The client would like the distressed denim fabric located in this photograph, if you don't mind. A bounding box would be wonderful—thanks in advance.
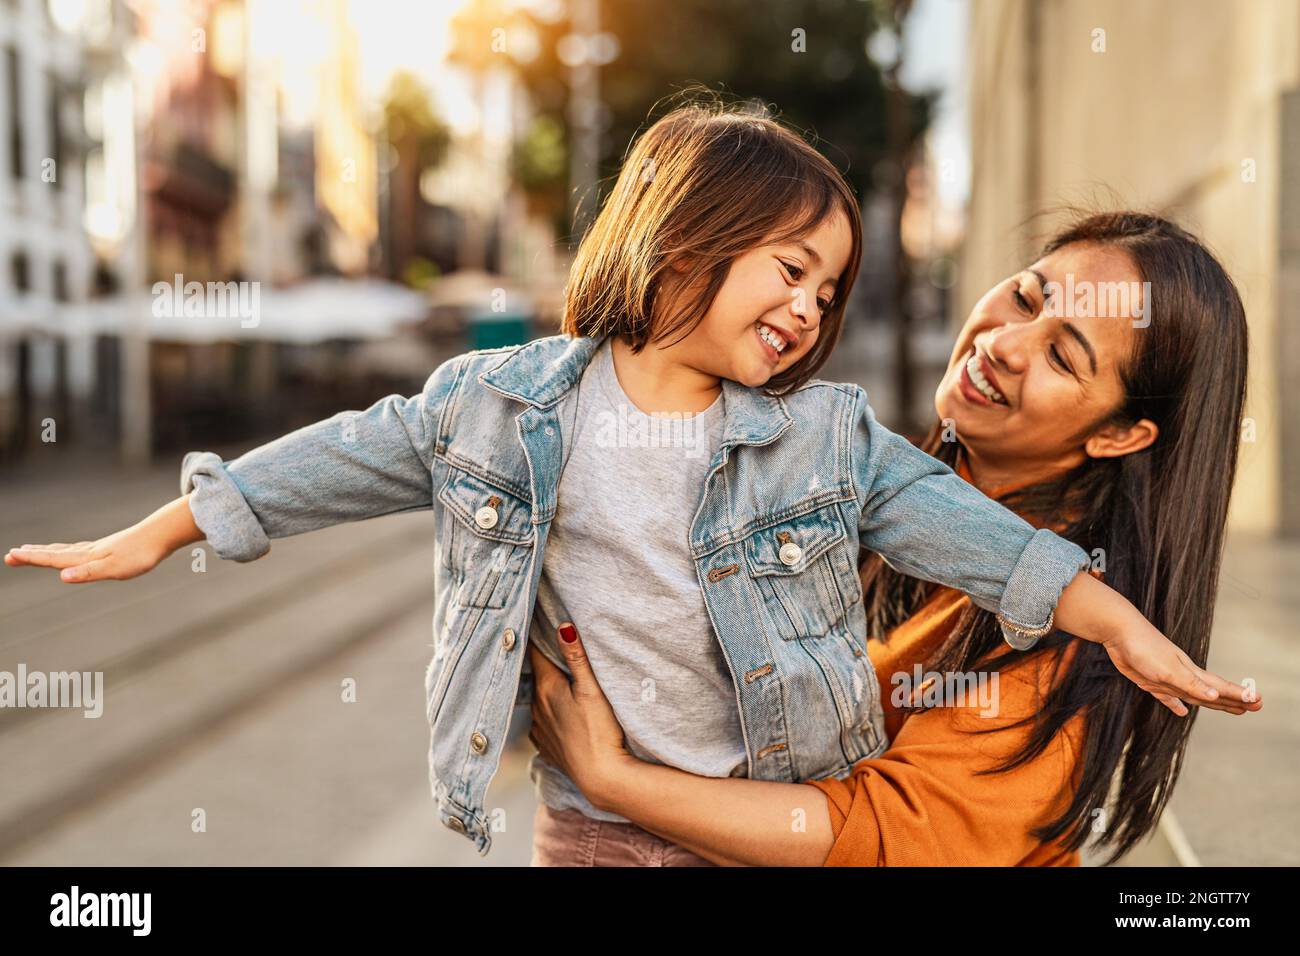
[180,332,1090,855]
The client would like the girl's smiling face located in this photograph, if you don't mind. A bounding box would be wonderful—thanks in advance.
[935,242,1154,478]
[665,209,853,388]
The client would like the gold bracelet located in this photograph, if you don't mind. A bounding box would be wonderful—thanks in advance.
[995,609,1055,640]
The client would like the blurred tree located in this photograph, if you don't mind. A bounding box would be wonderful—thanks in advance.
[381,72,452,282]
[500,0,934,230]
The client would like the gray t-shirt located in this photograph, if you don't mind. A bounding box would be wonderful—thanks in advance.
[528,336,748,823]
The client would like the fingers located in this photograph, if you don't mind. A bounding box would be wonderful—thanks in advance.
[60,558,114,583]
[1173,662,1220,704]
[557,622,599,697]
[1154,690,1261,716]
[1152,692,1189,717]
[1193,668,1259,705]
[5,545,91,570]
[1196,699,1251,715]
[527,644,563,681]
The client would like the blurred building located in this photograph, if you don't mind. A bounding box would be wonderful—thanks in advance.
[134,0,239,283]
[963,0,1300,536]
[312,0,376,276]
[0,0,94,463]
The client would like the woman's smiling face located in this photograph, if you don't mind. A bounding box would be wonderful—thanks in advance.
[935,242,1150,474]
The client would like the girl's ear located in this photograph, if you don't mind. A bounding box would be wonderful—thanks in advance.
[1084,418,1159,460]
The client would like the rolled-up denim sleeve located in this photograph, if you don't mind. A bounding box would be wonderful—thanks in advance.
[850,386,1090,649]
[180,354,464,562]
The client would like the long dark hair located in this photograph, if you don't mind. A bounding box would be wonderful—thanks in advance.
[860,211,1249,863]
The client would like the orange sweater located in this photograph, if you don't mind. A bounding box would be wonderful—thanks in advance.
[804,460,1089,866]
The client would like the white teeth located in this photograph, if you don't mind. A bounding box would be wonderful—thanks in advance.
[965,354,1005,404]
[756,321,787,353]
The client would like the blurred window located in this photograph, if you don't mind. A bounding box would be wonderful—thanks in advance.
[53,260,68,302]
[5,47,21,180]
[48,71,62,191]
[11,251,31,292]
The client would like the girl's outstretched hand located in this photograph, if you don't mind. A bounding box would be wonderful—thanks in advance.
[4,495,204,583]
[1099,620,1262,717]
[5,528,168,582]
[1054,570,1261,716]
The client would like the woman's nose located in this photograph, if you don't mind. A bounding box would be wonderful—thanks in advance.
[983,326,1029,373]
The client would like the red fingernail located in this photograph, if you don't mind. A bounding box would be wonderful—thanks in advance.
[559,623,577,644]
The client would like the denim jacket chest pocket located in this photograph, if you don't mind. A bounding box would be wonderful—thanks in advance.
[742,502,862,639]
[437,466,535,609]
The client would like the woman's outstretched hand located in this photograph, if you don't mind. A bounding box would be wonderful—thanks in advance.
[528,622,633,809]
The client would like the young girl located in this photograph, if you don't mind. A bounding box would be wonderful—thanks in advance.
[5,103,1251,865]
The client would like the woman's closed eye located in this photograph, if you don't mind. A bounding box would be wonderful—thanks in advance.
[1049,343,1075,375]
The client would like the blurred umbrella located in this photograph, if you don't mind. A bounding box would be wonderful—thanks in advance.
[87,277,431,345]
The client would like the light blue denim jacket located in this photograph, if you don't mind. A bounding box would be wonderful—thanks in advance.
[180,332,1090,855]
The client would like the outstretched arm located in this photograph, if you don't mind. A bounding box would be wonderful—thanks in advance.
[6,355,464,581]
[850,387,1258,713]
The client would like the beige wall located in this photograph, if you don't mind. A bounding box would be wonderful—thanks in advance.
[963,0,1300,534]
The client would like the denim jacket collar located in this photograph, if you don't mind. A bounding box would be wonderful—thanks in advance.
[477,331,795,452]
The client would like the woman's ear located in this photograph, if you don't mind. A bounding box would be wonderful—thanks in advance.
[1084,418,1159,460]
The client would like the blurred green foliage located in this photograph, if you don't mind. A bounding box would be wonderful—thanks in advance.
[467,0,934,228]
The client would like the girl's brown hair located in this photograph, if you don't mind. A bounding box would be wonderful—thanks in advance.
[560,97,863,395]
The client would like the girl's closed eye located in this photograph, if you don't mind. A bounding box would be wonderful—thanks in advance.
[780,260,833,312]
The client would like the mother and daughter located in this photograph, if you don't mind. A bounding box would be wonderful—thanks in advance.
[5,100,1261,866]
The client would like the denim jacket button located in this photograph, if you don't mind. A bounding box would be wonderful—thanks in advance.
[778,542,803,566]
[502,628,516,650]
[444,816,467,833]
[470,731,489,754]
[474,505,499,529]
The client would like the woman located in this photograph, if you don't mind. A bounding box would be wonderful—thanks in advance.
[526,211,1263,866]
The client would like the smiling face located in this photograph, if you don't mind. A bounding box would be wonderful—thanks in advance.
[660,209,854,388]
[935,242,1159,483]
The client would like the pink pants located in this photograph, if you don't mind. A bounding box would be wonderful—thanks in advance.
[529,802,719,867]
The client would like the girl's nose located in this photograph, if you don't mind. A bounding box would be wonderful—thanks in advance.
[789,290,816,329]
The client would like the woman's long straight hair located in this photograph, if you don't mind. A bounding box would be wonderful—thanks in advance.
[860,211,1250,863]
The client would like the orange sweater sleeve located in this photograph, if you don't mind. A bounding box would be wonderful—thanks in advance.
[805,646,1086,866]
